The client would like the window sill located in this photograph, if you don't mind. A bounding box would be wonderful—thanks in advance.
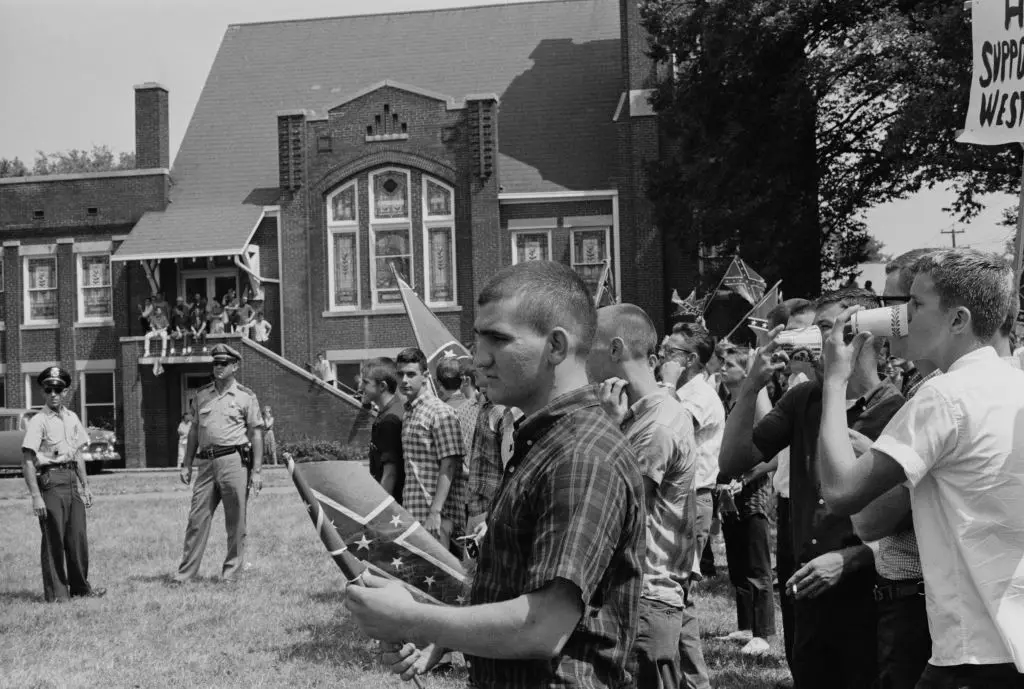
[75,319,115,328]
[321,306,462,318]
[0,322,5,331]
[21,321,59,330]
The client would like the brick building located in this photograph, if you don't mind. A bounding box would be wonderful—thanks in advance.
[1,0,677,467]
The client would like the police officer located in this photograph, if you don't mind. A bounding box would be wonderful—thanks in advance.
[171,344,264,584]
[21,366,106,602]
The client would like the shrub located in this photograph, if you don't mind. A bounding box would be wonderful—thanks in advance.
[278,437,367,464]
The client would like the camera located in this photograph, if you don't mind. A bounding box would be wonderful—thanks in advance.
[774,327,822,362]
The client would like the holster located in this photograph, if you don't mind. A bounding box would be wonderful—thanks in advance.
[238,443,254,469]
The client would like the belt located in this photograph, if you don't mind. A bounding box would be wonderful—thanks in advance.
[196,446,240,460]
[874,579,925,602]
[39,462,76,471]
[696,487,714,495]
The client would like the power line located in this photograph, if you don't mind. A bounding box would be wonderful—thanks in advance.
[941,225,966,248]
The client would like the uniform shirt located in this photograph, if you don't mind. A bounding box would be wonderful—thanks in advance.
[874,347,1024,671]
[369,395,404,502]
[466,403,508,516]
[401,392,464,525]
[621,390,697,609]
[470,385,645,688]
[194,381,263,448]
[754,380,904,567]
[22,406,90,466]
[675,373,725,491]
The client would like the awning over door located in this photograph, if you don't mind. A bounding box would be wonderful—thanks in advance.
[112,204,265,262]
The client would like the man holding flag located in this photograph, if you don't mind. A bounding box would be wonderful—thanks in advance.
[346,261,646,688]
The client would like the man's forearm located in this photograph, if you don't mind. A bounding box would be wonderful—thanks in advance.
[22,452,41,497]
[73,450,89,492]
[819,381,868,510]
[249,428,264,472]
[381,464,397,496]
[183,425,199,470]
[719,381,763,476]
[838,543,875,578]
[852,486,912,542]
[430,457,456,514]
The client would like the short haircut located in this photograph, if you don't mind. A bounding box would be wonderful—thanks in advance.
[814,287,879,313]
[435,358,463,391]
[914,249,1014,340]
[396,347,428,372]
[786,298,813,319]
[596,303,659,359]
[885,248,939,293]
[667,322,716,365]
[477,261,597,357]
[362,357,398,394]
[722,345,751,371]
[1001,290,1020,338]
[458,358,478,388]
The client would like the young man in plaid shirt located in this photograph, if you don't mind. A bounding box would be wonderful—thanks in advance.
[396,348,465,550]
[347,261,646,688]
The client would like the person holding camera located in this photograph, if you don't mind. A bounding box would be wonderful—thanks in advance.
[719,287,904,689]
[170,344,264,585]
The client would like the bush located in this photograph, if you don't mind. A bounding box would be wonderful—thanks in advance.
[279,437,367,464]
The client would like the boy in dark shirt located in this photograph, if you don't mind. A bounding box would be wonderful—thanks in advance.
[361,357,404,502]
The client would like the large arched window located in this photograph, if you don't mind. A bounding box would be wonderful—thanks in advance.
[369,168,412,305]
[422,177,456,307]
[326,180,360,310]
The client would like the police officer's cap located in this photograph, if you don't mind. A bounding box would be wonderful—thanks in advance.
[211,344,242,364]
[37,366,72,388]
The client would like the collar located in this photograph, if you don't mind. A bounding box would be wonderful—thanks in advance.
[212,380,238,397]
[42,404,66,417]
[446,391,468,405]
[405,391,429,412]
[515,384,600,449]
[846,380,900,416]
[947,346,997,374]
[679,372,711,396]
[622,389,674,427]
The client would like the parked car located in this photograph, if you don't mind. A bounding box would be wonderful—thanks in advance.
[0,408,121,475]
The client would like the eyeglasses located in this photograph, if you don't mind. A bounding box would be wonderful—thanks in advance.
[43,387,65,395]
[663,347,696,360]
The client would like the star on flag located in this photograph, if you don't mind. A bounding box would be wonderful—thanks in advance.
[424,576,436,587]
[355,535,373,551]
[391,557,404,570]
[390,514,403,528]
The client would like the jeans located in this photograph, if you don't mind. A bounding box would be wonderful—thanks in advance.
[722,513,775,639]
[777,497,796,668]
[678,586,711,689]
[915,663,1024,689]
[877,577,931,689]
[630,599,683,689]
[692,489,713,578]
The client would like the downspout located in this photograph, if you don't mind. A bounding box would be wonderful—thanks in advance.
[303,133,314,367]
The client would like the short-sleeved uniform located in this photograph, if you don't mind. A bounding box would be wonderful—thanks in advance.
[173,380,263,583]
[401,392,465,536]
[470,385,645,688]
[369,395,405,502]
[23,406,96,601]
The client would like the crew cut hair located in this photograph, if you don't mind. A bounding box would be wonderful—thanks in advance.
[913,249,1015,341]
[814,287,879,313]
[435,358,463,391]
[396,347,428,372]
[885,248,939,293]
[477,261,598,357]
[597,303,659,359]
[362,357,398,394]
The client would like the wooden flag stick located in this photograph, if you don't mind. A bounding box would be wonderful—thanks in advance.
[1014,146,1024,290]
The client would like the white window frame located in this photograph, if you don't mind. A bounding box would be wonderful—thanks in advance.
[368,168,413,307]
[569,227,611,270]
[76,252,113,323]
[79,369,117,430]
[26,374,46,409]
[326,180,361,311]
[23,255,58,326]
[0,248,5,325]
[421,177,457,307]
[510,230,553,265]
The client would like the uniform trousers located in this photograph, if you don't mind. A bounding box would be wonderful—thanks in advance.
[37,466,91,601]
[174,452,248,581]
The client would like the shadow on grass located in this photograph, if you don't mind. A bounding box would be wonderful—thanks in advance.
[128,573,221,585]
[0,589,42,603]
[309,590,346,605]
[278,620,379,669]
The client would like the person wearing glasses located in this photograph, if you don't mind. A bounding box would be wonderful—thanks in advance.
[170,344,264,585]
[21,367,106,602]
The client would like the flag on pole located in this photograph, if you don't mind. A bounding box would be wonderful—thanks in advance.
[671,289,703,318]
[391,263,472,381]
[593,259,618,307]
[286,454,469,606]
[724,280,783,342]
[719,256,767,305]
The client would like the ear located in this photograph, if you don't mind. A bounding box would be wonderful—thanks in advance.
[609,336,625,362]
[547,327,571,365]
[949,306,972,337]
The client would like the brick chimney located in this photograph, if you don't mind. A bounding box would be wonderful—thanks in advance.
[134,83,169,169]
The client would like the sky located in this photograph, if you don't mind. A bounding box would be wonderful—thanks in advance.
[0,0,1017,261]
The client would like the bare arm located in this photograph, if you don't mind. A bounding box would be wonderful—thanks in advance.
[852,486,913,542]
[381,464,398,496]
[430,456,457,515]
[248,426,264,473]
[719,380,767,477]
[22,450,44,513]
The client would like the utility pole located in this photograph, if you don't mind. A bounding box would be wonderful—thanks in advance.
[941,225,966,247]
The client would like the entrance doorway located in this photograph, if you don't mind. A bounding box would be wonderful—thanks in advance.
[181,269,240,306]
[182,372,214,416]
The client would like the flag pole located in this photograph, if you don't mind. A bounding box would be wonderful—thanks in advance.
[723,280,782,342]
[701,254,734,315]
[285,455,426,689]
[1014,146,1024,291]
[593,260,612,307]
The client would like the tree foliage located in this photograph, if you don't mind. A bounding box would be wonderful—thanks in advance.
[0,145,135,178]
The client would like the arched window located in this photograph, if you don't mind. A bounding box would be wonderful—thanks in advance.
[422,177,456,306]
[369,168,412,305]
[326,180,360,309]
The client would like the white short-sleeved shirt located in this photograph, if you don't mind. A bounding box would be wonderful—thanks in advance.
[675,373,725,491]
[873,346,1024,671]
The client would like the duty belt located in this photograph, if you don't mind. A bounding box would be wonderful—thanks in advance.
[874,579,925,602]
[196,445,240,460]
[39,461,76,471]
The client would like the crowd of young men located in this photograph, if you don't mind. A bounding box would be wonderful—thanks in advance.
[344,252,1024,689]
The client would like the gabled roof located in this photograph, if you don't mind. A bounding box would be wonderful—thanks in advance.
[115,0,622,262]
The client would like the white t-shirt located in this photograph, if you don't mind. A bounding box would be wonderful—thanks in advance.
[675,373,725,491]
[873,346,1024,671]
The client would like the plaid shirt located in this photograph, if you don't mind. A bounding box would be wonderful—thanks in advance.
[465,402,509,517]
[470,385,646,688]
[401,392,465,526]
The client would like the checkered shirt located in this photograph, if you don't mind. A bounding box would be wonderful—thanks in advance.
[469,385,646,688]
[465,402,507,517]
[401,392,465,526]
[875,370,937,581]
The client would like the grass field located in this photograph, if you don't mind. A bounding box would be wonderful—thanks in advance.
[0,470,791,688]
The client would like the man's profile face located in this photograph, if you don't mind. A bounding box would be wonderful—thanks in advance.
[473,297,549,409]
[906,273,949,363]
[360,377,384,403]
[397,363,426,400]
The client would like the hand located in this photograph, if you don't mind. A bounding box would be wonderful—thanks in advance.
[786,551,845,600]
[249,471,263,498]
[179,467,192,486]
[470,519,488,542]
[31,494,47,519]
[821,306,870,386]
[382,642,447,681]
[83,489,93,509]
[747,327,786,390]
[345,572,420,643]
[424,511,442,537]
[597,377,630,425]
[659,359,684,389]
[848,428,873,456]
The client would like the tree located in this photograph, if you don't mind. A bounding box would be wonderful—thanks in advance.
[0,157,29,178]
[31,145,135,175]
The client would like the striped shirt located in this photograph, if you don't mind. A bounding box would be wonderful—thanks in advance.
[470,385,645,688]
[401,392,465,526]
[465,402,508,517]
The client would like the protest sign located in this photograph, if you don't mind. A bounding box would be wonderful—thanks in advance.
[959,0,1024,145]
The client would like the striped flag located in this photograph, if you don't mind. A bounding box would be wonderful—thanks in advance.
[719,256,767,305]
[391,264,472,382]
[286,454,469,605]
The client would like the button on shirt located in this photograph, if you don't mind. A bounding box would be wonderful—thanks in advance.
[471,385,645,688]
[753,380,905,566]
[675,373,726,491]
[873,347,1024,671]
[621,390,697,609]
[22,406,90,466]
[401,392,464,525]
[195,382,263,447]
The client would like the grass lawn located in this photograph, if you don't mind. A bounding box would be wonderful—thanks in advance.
[0,470,791,688]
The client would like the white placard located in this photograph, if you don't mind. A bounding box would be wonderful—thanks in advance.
[959,0,1024,145]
